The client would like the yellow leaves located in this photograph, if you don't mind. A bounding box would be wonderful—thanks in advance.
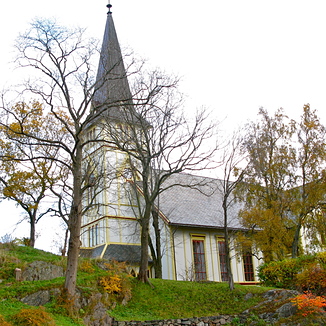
[8,122,23,134]
[99,274,122,294]
[2,170,41,201]
[240,207,294,262]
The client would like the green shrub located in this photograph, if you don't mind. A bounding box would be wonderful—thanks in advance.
[258,259,301,288]
[258,254,326,294]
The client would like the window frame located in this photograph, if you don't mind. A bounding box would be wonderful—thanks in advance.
[217,238,229,282]
[191,235,207,281]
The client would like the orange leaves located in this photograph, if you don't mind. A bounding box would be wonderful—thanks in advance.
[291,292,326,317]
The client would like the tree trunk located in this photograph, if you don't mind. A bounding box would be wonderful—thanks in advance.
[29,213,36,247]
[223,200,234,291]
[64,145,83,297]
[138,203,151,283]
[292,221,302,258]
[152,210,162,278]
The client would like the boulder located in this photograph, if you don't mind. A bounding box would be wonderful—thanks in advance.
[21,288,60,306]
[22,261,64,281]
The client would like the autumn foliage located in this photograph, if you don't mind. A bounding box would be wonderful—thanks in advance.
[98,260,131,301]
[291,292,326,317]
[11,307,55,326]
[296,263,326,296]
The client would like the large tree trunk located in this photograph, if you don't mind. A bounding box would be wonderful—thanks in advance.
[152,210,162,278]
[29,213,36,247]
[138,203,151,283]
[64,145,83,297]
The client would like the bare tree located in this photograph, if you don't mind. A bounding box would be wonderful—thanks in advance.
[215,129,247,290]
[0,18,121,297]
[101,70,218,283]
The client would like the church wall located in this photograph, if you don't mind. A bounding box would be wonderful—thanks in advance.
[170,227,261,283]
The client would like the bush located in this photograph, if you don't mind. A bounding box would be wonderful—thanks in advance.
[98,260,131,302]
[258,254,326,295]
[11,307,55,326]
[258,259,301,288]
[296,263,326,296]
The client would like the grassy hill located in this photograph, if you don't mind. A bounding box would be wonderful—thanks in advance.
[0,242,322,325]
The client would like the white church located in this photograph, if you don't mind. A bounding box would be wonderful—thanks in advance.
[80,4,261,284]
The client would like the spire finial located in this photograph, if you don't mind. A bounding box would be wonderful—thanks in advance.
[107,1,112,14]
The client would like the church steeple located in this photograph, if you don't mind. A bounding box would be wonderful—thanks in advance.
[93,3,133,110]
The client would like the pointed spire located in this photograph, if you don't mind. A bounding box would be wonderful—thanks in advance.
[93,3,133,112]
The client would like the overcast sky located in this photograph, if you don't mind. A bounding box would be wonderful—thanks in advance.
[1,0,326,250]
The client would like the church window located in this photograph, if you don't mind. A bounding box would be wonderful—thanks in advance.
[88,224,99,247]
[192,236,207,281]
[243,249,254,281]
[86,173,97,206]
[218,240,229,282]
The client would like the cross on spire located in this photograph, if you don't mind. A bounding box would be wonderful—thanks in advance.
[107,1,112,14]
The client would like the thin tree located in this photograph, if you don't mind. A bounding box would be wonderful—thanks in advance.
[216,128,247,290]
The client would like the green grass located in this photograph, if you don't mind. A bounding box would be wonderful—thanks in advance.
[109,278,271,321]
[0,243,275,325]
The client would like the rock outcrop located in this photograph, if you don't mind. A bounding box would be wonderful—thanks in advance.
[22,261,64,281]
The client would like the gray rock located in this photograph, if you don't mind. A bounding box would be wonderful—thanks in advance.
[244,292,253,301]
[22,261,64,281]
[276,302,298,318]
[21,290,50,306]
[21,288,60,306]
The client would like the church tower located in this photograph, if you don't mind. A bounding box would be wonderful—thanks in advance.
[80,4,143,269]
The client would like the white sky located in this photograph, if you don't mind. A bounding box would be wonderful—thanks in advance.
[1,0,326,251]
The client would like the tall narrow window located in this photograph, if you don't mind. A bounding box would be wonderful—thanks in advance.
[192,238,206,281]
[88,226,92,247]
[88,224,99,247]
[218,240,229,282]
[243,250,254,281]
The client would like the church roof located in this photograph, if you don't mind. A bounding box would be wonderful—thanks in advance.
[158,173,244,230]
[80,244,153,264]
[92,6,133,119]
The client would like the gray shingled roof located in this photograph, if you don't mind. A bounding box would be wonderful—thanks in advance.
[158,173,244,229]
[80,244,153,263]
[103,244,152,263]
